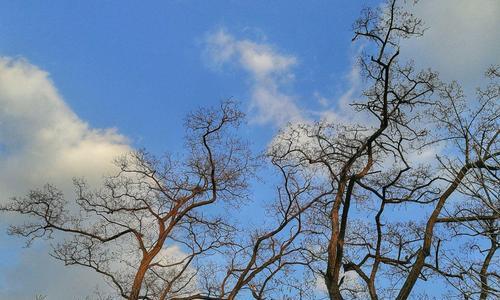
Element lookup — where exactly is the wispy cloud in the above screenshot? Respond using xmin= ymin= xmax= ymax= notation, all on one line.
xmin=204 ymin=29 xmax=303 ymax=126
xmin=314 ymin=54 xmax=366 ymax=125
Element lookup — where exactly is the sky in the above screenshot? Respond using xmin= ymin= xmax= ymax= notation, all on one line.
xmin=0 ymin=0 xmax=499 ymax=299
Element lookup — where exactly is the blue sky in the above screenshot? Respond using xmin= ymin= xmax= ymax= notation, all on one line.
xmin=0 ymin=0 xmax=498 ymax=298
xmin=0 ymin=0 xmax=376 ymax=154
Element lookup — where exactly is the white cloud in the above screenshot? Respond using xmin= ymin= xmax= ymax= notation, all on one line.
xmin=204 ymin=29 xmax=370 ymax=129
xmin=403 ymin=0 xmax=500 ymax=86
xmin=0 ymin=57 xmax=131 ymax=197
xmin=314 ymin=270 xmax=368 ymax=298
xmin=153 ymin=244 xmax=189 ymax=265
xmin=0 ymin=57 xmax=132 ymax=299
xmin=153 ymin=244 xmax=196 ymax=290
xmin=204 ymin=29 xmax=303 ymax=126
xmin=0 ymin=245 xmax=112 ymax=299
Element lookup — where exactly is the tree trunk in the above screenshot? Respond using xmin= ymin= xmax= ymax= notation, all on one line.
xmin=396 ymin=166 xmax=469 ymax=299
xmin=479 ymin=235 xmax=497 ymax=300
xmin=129 ymin=256 xmax=154 ymax=300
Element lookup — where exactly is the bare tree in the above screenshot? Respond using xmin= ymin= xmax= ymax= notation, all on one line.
xmin=267 ymin=1 xmax=498 ymax=299
xmin=166 ymin=152 xmax=333 ymax=300
xmin=269 ymin=0 xmax=438 ymax=297
xmin=1 ymin=101 xmax=253 ymax=300
xmin=2 ymin=1 xmax=498 ymax=300
xmin=416 ymin=66 xmax=499 ymax=300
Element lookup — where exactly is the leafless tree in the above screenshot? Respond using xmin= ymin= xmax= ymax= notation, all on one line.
xmin=4 ymin=100 xmax=326 ymax=300
xmin=421 ymin=66 xmax=499 ymax=300
xmin=2 ymin=1 xmax=498 ymax=300
xmin=164 ymin=151 xmax=334 ymax=300
xmin=266 ymin=1 xmax=498 ymax=299
xmin=2 ymin=101 xmax=253 ymax=300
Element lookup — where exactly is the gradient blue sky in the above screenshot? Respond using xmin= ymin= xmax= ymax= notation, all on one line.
xmin=0 ymin=0 xmax=377 ymax=153
xmin=0 ymin=1 xmax=498 ymax=298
